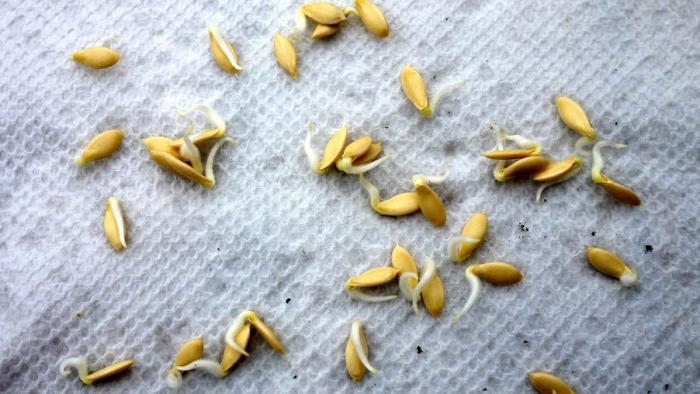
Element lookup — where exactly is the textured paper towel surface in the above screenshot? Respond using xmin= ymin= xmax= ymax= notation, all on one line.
xmin=0 ymin=0 xmax=698 ymax=392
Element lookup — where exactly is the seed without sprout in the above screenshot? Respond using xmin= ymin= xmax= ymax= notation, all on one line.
xmin=150 ymin=150 xmax=215 ymax=188
xmin=72 ymin=47 xmax=121 ymax=69
xmin=301 ymin=2 xmax=347 ymax=25
xmin=343 ymin=135 xmax=372 ymax=159
xmin=60 ymin=357 xmax=134 ymax=385
xmin=353 ymin=143 xmax=382 ymax=165
xmin=556 ymin=96 xmax=597 ymax=141
xmin=318 ymin=126 xmax=348 ymax=172
xmin=585 ymin=246 xmax=637 ymax=286
xmin=311 ymin=22 xmax=344 ymax=39
xmin=273 ymin=34 xmax=298 ymax=79
xmin=449 ymin=212 xmax=488 ymax=263
xmin=75 ymin=129 xmax=124 ymax=166
xmin=208 ymin=26 xmax=244 ymax=74
xmin=529 ymin=372 xmax=576 ymax=394
xmin=103 ymin=197 xmax=127 ymax=251
xmin=482 ymin=149 xmax=539 ymax=160
xmin=454 ymin=262 xmax=523 ymax=323
xmin=355 ymin=0 xmax=390 ymax=38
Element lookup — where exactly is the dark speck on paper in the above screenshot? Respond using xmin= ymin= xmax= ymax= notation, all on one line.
xmin=645 ymin=245 xmax=653 ymax=253
xmin=286 ymin=298 xmax=291 ymax=304
xmin=416 ymin=346 xmax=423 ymax=354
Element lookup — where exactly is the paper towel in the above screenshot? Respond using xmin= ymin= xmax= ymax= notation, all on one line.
xmin=0 ymin=0 xmax=698 ymax=392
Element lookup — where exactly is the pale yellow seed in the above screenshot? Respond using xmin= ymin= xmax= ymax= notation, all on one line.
xmin=173 ymin=129 xmax=226 ymax=149
xmin=400 ymin=66 xmax=431 ymax=117
xmin=415 ymin=184 xmax=446 ymax=227
xmin=174 ymin=338 xmax=204 ymax=368
xmin=311 ymin=22 xmax=343 ymax=39
xmin=391 ymin=244 xmax=418 ymax=290
xmin=355 ymin=0 xmax=390 ymax=38
xmin=103 ymin=197 xmax=126 ymax=251
xmin=75 ymin=129 xmax=124 ymax=166
xmin=352 ymin=143 xmax=382 ymax=165
xmin=594 ymin=175 xmax=642 ymax=206
xmin=142 ymin=136 xmax=180 ymax=157
xmin=318 ymin=126 xmax=348 ymax=171
xmin=149 ymin=151 xmax=214 ymax=188
xmin=529 ymin=372 xmax=576 ymax=394
xmin=347 ymin=267 xmax=399 ymax=288
xmin=301 ymin=2 xmax=347 ymax=25
xmin=248 ymin=314 xmax=285 ymax=354
xmin=555 ymin=96 xmax=597 ymax=141
xmin=209 ymin=30 xmax=242 ymax=74
xmin=273 ymin=34 xmax=298 ymax=79
xmin=343 ymin=136 xmax=372 ymax=159
xmin=345 ymin=323 xmax=369 ymax=382
xmin=533 ymin=157 xmax=582 ymax=182
xmin=586 ymin=246 xmax=636 ymax=285
xmin=498 ymin=156 xmax=551 ymax=181
xmin=375 ymin=192 xmax=420 ymax=216
xmin=457 ymin=212 xmax=488 ymax=261
xmin=470 ymin=262 xmax=523 ymax=285
xmin=421 ymin=269 xmax=445 ymax=317
xmin=220 ymin=323 xmax=251 ymax=373
xmin=72 ymin=47 xmax=121 ymax=69
xmin=83 ymin=360 xmax=134 ymax=384
xmin=482 ymin=149 xmax=537 ymax=160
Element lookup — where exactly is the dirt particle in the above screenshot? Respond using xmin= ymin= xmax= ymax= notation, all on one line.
xmin=76 ymin=312 xmax=83 ymax=319
xmin=416 ymin=346 xmax=423 ymax=354
xmin=645 ymin=245 xmax=653 ymax=254
xmin=665 ymin=384 xmax=669 ymax=390
xmin=286 ymin=298 xmax=291 ymax=304
xmin=293 ymin=375 xmax=298 ymax=379
xmin=591 ymin=231 xmax=596 ymax=236
xmin=519 ymin=223 xmax=529 ymax=232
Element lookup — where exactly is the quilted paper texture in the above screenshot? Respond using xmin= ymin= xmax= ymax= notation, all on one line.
xmin=0 ymin=0 xmax=698 ymax=393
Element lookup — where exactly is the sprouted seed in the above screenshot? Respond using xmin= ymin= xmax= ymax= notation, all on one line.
xmin=220 ymin=323 xmax=252 ymax=373
xmin=591 ymin=141 xmax=642 ymax=206
xmin=529 ymin=371 xmax=576 ymax=394
xmin=60 ymin=357 xmax=134 ymax=385
xmin=412 ymin=169 xmax=450 ymax=227
xmin=350 ymin=320 xmax=378 ymax=374
xmin=533 ymin=157 xmax=583 ymax=204
xmin=391 ymin=244 xmax=419 ymax=296
xmin=359 ymin=174 xmax=421 ymax=216
xmin=353 ymin=143 xmax=382 ymax=165
xmin=411 ymin=258 xmax=436 ymax=315
xmin=345 ymin=267 xmax=399 ymax=302
xmin=345 ymin=319 xmax=369 ymax=382
xmin=454 ymin=262 xmax=523 ymax=323
xmin=448 ymin=212 xmax=487 ymax=263
xmin=208 ymin=26 xmax=244 ymax=74
xmin=354 ymin=0 xmax=390 ymax=38
xmin=225 ymin=311 xmax=285 ymax=356
xmin=104 ymin=197 xmax=127 ymax=251
xmin=585 ymin=246 xmax=637 ymax=286
xmin=335 ymin=135 xmax=391 ymax=174
xmin=420 ymin=260 xmax=445 ymax=317
xmin=72 ymin=47 xmax=121 ymax=69
xmin=400 ymin=66 xmax=464 ymax=118
xmin=305 ymin=124 xmax=347 ymax=174
xmin=75 ymin=129 xmax=124 ymax=166
xmin=487 ymin=123 xmax=549 ymax=182
xmin=165 ymin=337 xmax=204 ymax=389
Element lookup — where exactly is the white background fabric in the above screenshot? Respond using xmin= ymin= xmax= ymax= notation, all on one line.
xmin=0 ymin=0 xmax=698 ymax=392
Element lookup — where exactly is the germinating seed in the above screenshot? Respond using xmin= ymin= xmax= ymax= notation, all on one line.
xmin=72 ymin=47 xmax=121 ymax=69
xmin=345 ymin=321 xmax=369 ymax=382
xmin=60 ymin=357 xmax=134 ymax=385
xmin=103 ymin=197 xmax=127 ymax=251
xmin=533 ymin=157 xmax=583 ymax=204
xmin=225 ymin=310 xmax=285 ymax=357
xmin=454 ymin=262 xmax=523 ymax=323
xmin=359 ymin=173 xmax=421 ymax=216
xmin=400 ymin=65 xmax=431 ymax=117
xmin=421 ymin=264 xmax=445 ymax=317
xmin=585 ymin=246 xmax=637 ymax=286
xmin=449 ymin=212 xmax=488 ymax=263
xmin=220 ymin=323 xmax=251 ymax=373
xmin=75 ymin=129 xmax=124 ymax=166
xmin=349 ymin=320 xmax=378 ymax=375
xmin=342 ymin=135 xmax=372 ymax=159
xmin=495 ymin=156 xmax=551 ymax=182
xmin=352 ymin=143 xmax=382 ymax=165
xmin=208 ymin=26 xmax=244 ymax=74
xmin=412 ymin=171 xmax=449 ymax=227
xmin=591 ymin=141 xmax=642 ymax=206
xmin=345 ymin=267 xmax=399 ymax=302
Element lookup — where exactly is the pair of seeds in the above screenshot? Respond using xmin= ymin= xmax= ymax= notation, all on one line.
xmin=298 ymin=1 xmax=389 ymax=39
xmin=60 ymin=357 xmax=134 ymax=385
xmin=400 ymin=65 xmax=464 ymax=118
xmin=345 ymin=320 xmax=377 ymax=382
xmin=165 ymin=311 xmax=284 ymax=389
xmin=75 ymin=129 xmax=124 ymax=166
xmin=485 ymin=123 xmax=583 ymax=204
xmin=359 ymin=169 xmax=449 ymax=227
xmin=305 ymin=125 xmax=390 ymax=175
xmin=586 ymin=246 xmax=637 ymax=286
xmin=142 ymin=105 xmax=235 ymax=188
xmin=529 ymin=371 xmax=576 ymax=394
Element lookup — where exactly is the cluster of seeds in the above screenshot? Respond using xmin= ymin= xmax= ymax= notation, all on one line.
xmin=165 ymin=310 xmax=284 ymax=389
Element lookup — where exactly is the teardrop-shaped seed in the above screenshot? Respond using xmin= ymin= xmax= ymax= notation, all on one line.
xmin=72 ymin=47 xmax=121 ymax=69
xmin=84 ymin=360 xmax=134 ymax=384
xmin=499 ymin=156 xmax=551 ymax=181
xmin=76 ymin=129 xmax=124 ymax=166
xmin=347 ymin=267 xmax=399 ymax=287
xmin=345 ymin=322 xmax=369 ymax=382
xmin=220 ymin=323 xmax=251 ymax=372
xmin=391 ymin=245 xmax=418 ymax=289
xmin=376 ymin=192 xmax=420 ymax=216
xmin=248 ymin=314 xmax=285 ymax=354
xmin=301 ymin=2 xmax=347 ymax=25
xmin=352 ymin=143 xmax=382 ymax=165
xmin=343 ymin=136 xmax=372 ymax=159
xmin=400 ymin=66 xmax=431 ymax=116
xmin=415 ymin=184 xmax=446 ymax=227
xmin=311 ymin=22 xmax=343 ymax=39
xmin=318 ymin=126 xmax=348 ymax=171
xmin=555 ymin=96 xmax=597 ymax=140
xmin=421 ymin=269 xmax=445 ymax=317
xmin=355 ymin=0 xmax=390 ymax=38
xmin=533 ymin=157 xmax=581 ymax=182
xmin=457 ymin=212 xmax=488 ymax=261
xmin=150 ymin=151 xmax=214 ymax=188
xmin=273 ymin=34 xmax=298 ymax=79
xmin=174 ymin=338 xmax=204 ymax=367
xmin=209 ymin=28 xmax=242 ymax=74
xmin=529 ymin=372 xmax=576 ymax=394
xmin=595 ymin=177 xmax=642 ymax=206
xmin=470 ymin=262 xmax=523 ymax=285
xmin=585 ymin=246 xmax=636 ymax=285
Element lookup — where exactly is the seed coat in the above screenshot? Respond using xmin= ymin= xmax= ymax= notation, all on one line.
xmin=421 ymin=268 xmax=445 ymax=317
xmin=311 ymin=23 xmax=343 ymax=39
xmin=150 ymin=151 xmax=214 ymax=188
xmin=84 ymin=360 xmax=134 ymax=383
